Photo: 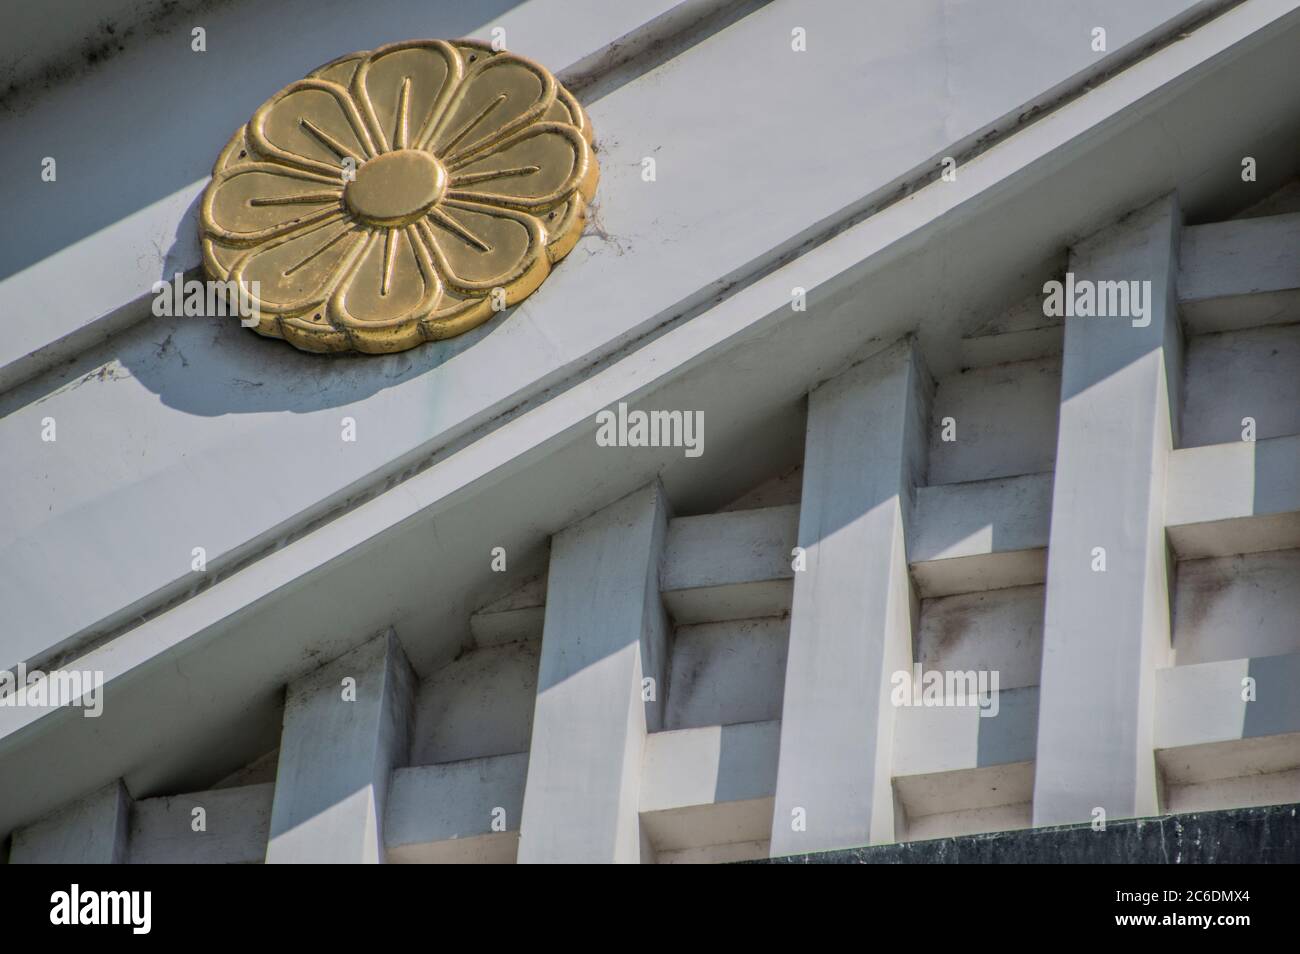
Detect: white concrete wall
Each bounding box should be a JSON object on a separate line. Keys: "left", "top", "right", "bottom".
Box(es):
{"left": 0, "top": 0, "right": 1216, "bottom": 673}
{"left": 916, "top": 585, "right": 1045, "bottom": 692}
{"left": 664, "top": 617, "right": 788, "bottom": 730}
{"left": 385, "top": 754, "right": 527, "bottom": 863}
{"left": 409, "top": 641, "right": 539, "bottom": 765}
{"left": 1165, "top": 768, "right": 1300, "bottom": 814}
{"left": 926, "top": 357, "right": 1061, "bottom": 485}
{"left": 1181, "top": 323, "right": 1300, "bottom": 447}
{"left": 640, "top": 719, "right": 779, "bottom": 860}
{"left": 129, "top": 783, "right": 272, "bottom": 864}
{"left": 1172, "top": 549, "right": 1300, "bottom": 665}
{"left": 7, "top": 0, "right": 1300, "bottom": 863}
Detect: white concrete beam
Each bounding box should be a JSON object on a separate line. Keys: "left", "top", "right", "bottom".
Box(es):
{"left": 1033, "top": 194, "right": 1182, "bottom": 827}
{"left": 909, "top": 473, "right": 1052, "bottom": 597}
{"left": 8, "top": 779, "right": 130, "bottom": 864}
{"left": 385, "top": 754, "right": 527, "bottom": 864}
{"left": 661, "top": 505, "right": 797, "bottom": 624}
{"left": 639, "top": 720, "right": 779, "bottom": 855}
{"left": 517, "top": 483, "right": 670, "bottom": 863}
{"left": 769, "top": 338, "right": 930, "bottom": 856}
{"left": 266, "top": 629, "right": 415, "bottom": 864}
{"left": 1165, "top": 435, "right": 1300, "bottom": 558}
{"left": 1178, "top": 212, "right": 1300, "bottom": 333}
{"left": 129, "top": 783, "right": 272, "bottom": 865}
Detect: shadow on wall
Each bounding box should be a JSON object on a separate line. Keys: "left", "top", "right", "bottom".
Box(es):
{"left": 0, "top": 189, "right": 521, "bottom": 416}
{"left": 0, "top": 0, "right": 525, "bottom": 283}
{"left": 1244, "top": 654, "right": 1300, "bottom": 741}
{"left": 18, "top": 288, "right": 518, "bottom": 417}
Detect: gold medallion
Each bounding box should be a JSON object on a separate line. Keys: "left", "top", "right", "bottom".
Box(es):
{"left": 200, "top": 40, "right": 597, "bottom": 354}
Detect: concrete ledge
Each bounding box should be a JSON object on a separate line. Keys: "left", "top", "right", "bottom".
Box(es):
{"left": 1165, "top": 436, "right": 1300, "bottom": 558}
{"left": 892, "top": 688, "right": 1038, "bottom": 819}
{"left": 640, "top": 720, "right": 779, "bottom": 852}
{"left": 1178, "top": 213, "right": 1300, "bottom": 333}
{"left": 894, "top": 687, "right": 1040, "bottom": 778}
{"left": 469, "top": 578, "right": 547, "bottom": 648}
{"left": 1157, "top": 653, "right": 1300, "bottom": 749}
{"left": 473, "top": 501, "right": 803, "bottom": 633}
{"left": 910, "top": 474, "right": 1052, "bottom": 597}
{"left": 756, "top": 802, "right": 1300, "bottom": 863}
{"left": 129, "top": 783, "right": 272, "bottom": 865}
{"left": 385, "top": 753, "right": 527, "bottom": 864}
{"left": 1156, "top": 653, "right": 1300, "bottom": 785}
{"left": 960, "top": 292, "right": 1064, "bottom": 367}
{"left": 661, "top": 506, "right": 796, "bottom": 624}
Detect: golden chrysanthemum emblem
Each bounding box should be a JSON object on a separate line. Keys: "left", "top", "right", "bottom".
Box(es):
{"left": 200, "top": 39, "right": 598, "bottom": 354}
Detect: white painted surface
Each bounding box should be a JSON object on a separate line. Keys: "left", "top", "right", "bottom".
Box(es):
{"left": 660, "top": 505, "right": 797, "bottom": 622}
{"left": 1167, "top": 434, "right": 1300, "bottom": 523}
{"left": 894, "top": 687, "right": 1039, "bottom": 778}
{"left": 0, "top": 0, "right": 1222, "bottom": 673}
{"left": 1172, "top": 549, "right": 1300, "bottom": 664}
{"left": 640, "top": 720, "right": 780, "bottom": 812}
{"left": 1164, "top": 768, "right": 1300, "bottom": 813}
{"left": 640, "top": 720, "right": 779, "bottom": 854}
{"left": 664, "top": 618, "right": 788, "bottom": 730}
{"left": 1181, "top": 324, "right": 1300, "bottom": 447}
{"left": 8, "top": 780, "right": 130, "bottom": 864}
{"left": 2, "top": 1, "right": 1300, "bottom": 852}
{"left": 1033, "top": 196, "right": 1181, "bottom": 827}
{"left": 409, "top": 641, "right": 538, "bottom": 766}
{"left": 129, "top": 783, "right": 272, "bottom": 864}
{"left": 1178, "top": 212, "right": 1300, "bottom": 332}
{"left": 265, "top": 630, "right": 415, "bottom": 863}
{"left": 909, "top": 473, "right": 1051, "bottom": 596}
{"left": 1157, "top": 653, "right": 1300, "bottom": 750}
{"left": 896, "top": 765, "right": 1036, "bottom": 822}
{"left": 385, "top": 753, "right": 526, "bottom": 863}
{"left": 926, "top": 358, "right": 1061, "bottom": 485}
{"left": 469, "top": 577, "right": 546, "bottom": 647}
{"left": 916, "top": 585, "right": 1045, "bottom": 692}
{"left": 905, "top": 801, "right": 1033, "bottom": 841}
{"left": 770, "top": 340, "right": 929, "bottom": 855}
{"left": 517, "top": 484, "right": 669, "bottom": 863}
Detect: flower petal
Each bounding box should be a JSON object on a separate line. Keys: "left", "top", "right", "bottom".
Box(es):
{"left": 202, "top": 162, "right": 344, "bottom": 246}
{"left": 353, "top": 40, "right": 462, "bottom": 152}
{"left": 250, "top": 79, "right": 378, "bottom": 178}
{"left": 423, "top": 50, "right": 556, "bottom": 163}
{"left": 310, "top": 52, "right": 365, "bottom": 87}
{"left": 329, "top": 226, "right": 443, "bottom": 336}
{"left": 277, "top": 311, "right": 352, "bottom": 353}
{"left": 416, "top": 198, "right": 546, "bottom": 293}
{"left": 540, "top": 197, "right": 586, "bottom": 263}
{"left": 228, "top": 216, "right": 368, "bottom": 315}
{"left": 447, "top": 121, "right": 592, "bottom": 211}
{"left": 546, "top": 84, "right": 593, "bottom": 144}
{"left": 421, "top": 294, "right": 495, "bottom": 341}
